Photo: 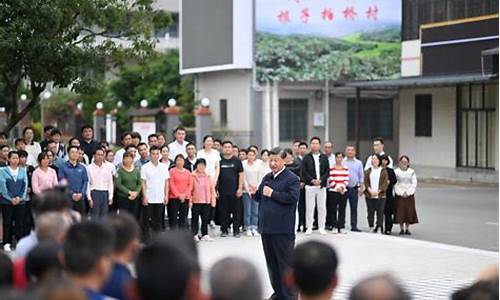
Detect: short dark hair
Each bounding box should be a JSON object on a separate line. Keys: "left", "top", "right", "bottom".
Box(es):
{"left": 310, "top": 136, "right": 321, "bottom": 144}
{"left": 63, "top": 221, "right": 115, "bottom": 276}
{"left": 32, "top": 189, "right": 70, "bottom": 215}
{"left": 37, "top": 152, "right": 50, "bottom": 164}
{"left": 174, "top": 154, "right": 185, "bottom": 163}
{"left": 222, "top": 140, "right": 233, "bottom": 147}
{"left": 349, "top": 274, "right": 410, "bottom": 300}
{"left": 269, "top": 147, "right": 287, "bottom": 160}
{"left": 80, "top": 125, "right": 93, "bottom": 133}
{"left": 149, "top": 146, "right": 160, "bottom": 153}
{"left": 43, "top": 125, "right": 55, "bottom": 133}
{"left": 335, "top": 152, "right": 344, "bottom": 158}
{"left": 22, "top": 127, "right": 34, "bottom": 135}
{"left": 214, "top": 139, "right": 222, "bottom": 144}
{"left": 291, "top": 241, "right": 338, "bottom": 297}
{"left": 247, "top": 149, "right": 257, "bottom": 155}
{"left": 148, "top": 134, "right": 158, "bottom": 141}
{"left": 131, "top": 131, "right": 142, "bottom": 141}
{"left": 174, "top": 126, "right": 186, "bottom": 133}
{"left": 68, "top": 137, "right": 79, "bottom": 146}
{"left": 137, "top": 142, "right": 148, "bottom": 149}
{"left": 186, "top": 142, "right": 196, "bottom": 149}
{"left": 293, "top": 139, "right": 302, "bottom": 145}
{"left": 106, "top": 149, "right": 114, "bottom": 156}
{"left": 25, "top": 241, "right": 63, "bottom": 282}
{"left": 14, "top": 138, "right": 26, "bottom": 146}
{"left": 103, "top": 213, "right": 140, "bottom": 254}
{"left": 194, "top": 158, "right": 206, "bottom": 169}
{"left": 93, "top": 148, "right": 105, "bottom": 156}
{"left": 373, "top": 137, "right": 384, "bottom": 144}
{"left": 17, "top": 150, "right": 28, "bottom": 158}
{"left": 46, "top": 140, "right": 56, "bottom": 147}
{"left": 160, "top": 145, "right": 169, "bottom": 152}
{"left": 239, "top": 149, "right": 248, "bottom": 155}
{"left": 202, "top": 135, "right": 214, "bottom": 143}
{"left": 299, "top": 142, "right": 308, "bottom": 148}
{"left": 0, "top": 251, "right": 13, "bottom": 287}
{"left": 0, "top": 131, "right": 8, "bottom": 139}
{"left": 452, "top": 281, "right": 499, "bottom": 300}
{"left": 0, "top": 144, "right": 8, "bottom": 151}
{"left": 50, "top": 128, "right": 62, "bottom": 136}
{"left": 136, "top": 234, "right": 199, "bottom": 300}
{"left": 8, "top": 151, "right": 19, "bottom": 159}
{"left": 67, "top": 145, "right": 79, "bottom": 153}
{"left": 121, "top": 132, "right": 132, "bottom": 141}
{"left": 123, "top": 151, "right": 134, "bottom": 160}
{"left": 125, "top": 145, "right": 137, "bottom": 152}
{"left": 372, "top": 154, "right": 383, "bottom": 167}
{"left": 260, "top": 149, "right": 269, "bottom": 156}
{"left": 249, "top": 145, "right": 259, "bottom": 151}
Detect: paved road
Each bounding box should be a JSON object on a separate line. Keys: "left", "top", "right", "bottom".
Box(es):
{"left": 352, "top": 183, "right": 499, "bottom": 251}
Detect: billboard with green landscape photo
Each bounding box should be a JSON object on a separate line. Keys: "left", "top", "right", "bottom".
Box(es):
{"left": 255, "top": 0, "right": 402, "bottom": 82}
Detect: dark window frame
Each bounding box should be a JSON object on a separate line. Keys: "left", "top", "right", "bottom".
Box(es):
{"left": 220, "top": 99, "right": 228, "bottom": 128}
{"left": 279, "top": 98, "right": 308, "bottom": 142}
{"left": 347, "top": 98, "right": 394, "bottom": 141}
{"left": 415, "top": 94, "right": 433, "bottom": 137}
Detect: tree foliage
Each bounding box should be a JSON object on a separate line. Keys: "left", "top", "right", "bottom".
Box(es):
{"left": 0, "top": 0, "right": 170, "bottom": 131}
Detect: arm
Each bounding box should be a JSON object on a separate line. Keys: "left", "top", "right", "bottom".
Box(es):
{"left": 134, "top": 170, "right": 142, "bottom": 195}
{"left": 31, "top": 170, "right": 41, "bottom": 196}
{"left": 22, "top": 170, "right": 29, "bottom": 200}
{"left": 214, "top": 160, "right": 220, "bottom": 184}
{"left": 86, "top": 168, "right": 93, "bottom": 200}
{"left": 301, "top": 156, "right": 314, "bottom": 185}
{"left": 186, "top": 174, "right": 193, "bottom": 199}
{"left": 81, "top": 167, "right": 89, "bottom": 196}
{"left": 269, "top": 175, "right": 300, "bottom": 205}
{"left": 363, "top": 170, "right": 370, "bottom": 195}
{"left": 237, "top": 171, "right": 244, "bottom": 196}
{"left": 164, "top": 179, "right": 169, "bottom": 203}
{"left": 209, "top": 178, "right": 217, "bottom": 207}
{"left": 408, "top": 170, "right": 417, "bottom": 195}
{"left": 379, "top": 170, "right": 389, "bottom": 193}
{"left": 0, "top": 173, "right": 12, "bottom": 201}
{"left": 254, "top": 174, "right": 270, "bottom": 202}
{"left": 108, "top": 169, "right": 114, "bottom": 201}
{"left": 141, "top": 179, "right": 148, "bottom": 205}
{"left": 320, "top": 156, "right": 330, "bottom": 186}
{"left": 169, "top": 171, "right": 181, "bottom": 198}
{"left": 115, "top": 170, "right": 130, "bottom": 196}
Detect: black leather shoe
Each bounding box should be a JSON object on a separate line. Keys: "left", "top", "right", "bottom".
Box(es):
{"left": 405, "top": 230, "right": 411, "bottom": 235}
{"left": 351, "top": 228, "right": 361, "bottom": 232}
{"left": 221, "top": 232, "right": 228, "bottom": 237}
{"left": 399, "top": 230, "right": 405, "bottom": 235}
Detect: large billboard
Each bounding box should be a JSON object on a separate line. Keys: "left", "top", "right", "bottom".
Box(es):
{"left": 256, "top": 0, "right": 402, "bottom": 82}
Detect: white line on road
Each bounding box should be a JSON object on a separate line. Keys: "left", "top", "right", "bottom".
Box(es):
{"left": 485, "top": 222, "right": 499, "bottom": 225}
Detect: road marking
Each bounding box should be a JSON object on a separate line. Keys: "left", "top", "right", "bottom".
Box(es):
{"left": 485, "top": 222, "right": 499, "bottom": 225}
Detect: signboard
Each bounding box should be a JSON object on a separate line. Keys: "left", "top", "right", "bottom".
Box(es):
{"left": 132, "top": 121, "right": 156, "bottom": 142}
{"left": 256, "top": 0, "right": 402, "bottom": 82}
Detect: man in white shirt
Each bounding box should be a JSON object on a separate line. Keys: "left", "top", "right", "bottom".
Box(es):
{"left": 141, "top": 146, "right": 169, "bottom": 240}
{"left": 114, "top": 132, "right": 133, "bottom": 166}
{"left": 86, "top": 148, "right": 114, "bottom": 219}
{"left": 168, "top": 126, "right": 189, "bottom": 158}
{"left": 364, "top": 137, "right": 393, "bottom": 170}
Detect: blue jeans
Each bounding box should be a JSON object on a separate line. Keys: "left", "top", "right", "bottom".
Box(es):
{"left": 346, "top": 187, "right": 359, "bottom": 229}
{"left": 243, "top": 193, "right": 259, "bottom": 230}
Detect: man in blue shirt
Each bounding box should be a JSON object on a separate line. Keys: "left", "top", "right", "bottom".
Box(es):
{"left": 256, "top": 147, "right": 300, "bottom": 300}
{"left": 101, "top": 213, "right": 141, "bottom": 300}
{"left": 343, "top": 145, "right": 365, "bottom": 232}
{"left": 64, "top": 221, "right": 115, "bottom": 300}
{"left": 58, "top": 146, "right": 88, "bottom": 216}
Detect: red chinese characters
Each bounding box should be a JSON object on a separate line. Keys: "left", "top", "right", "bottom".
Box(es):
{"left": 300, "top": 8, "right": 310, "bottom": 23}
{"left": 277, "top": 10, "right": 291, "bottom": 23}
{"left": 321, "top": 8, "right": 334, "bottom": 21}
{"left": 342, "top": 6, "right": 357, "bottom": 20}
{"left": 365, "top": 5, "right": 378, "bottom": 20}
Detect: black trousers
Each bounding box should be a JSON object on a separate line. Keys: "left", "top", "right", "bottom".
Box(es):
{"left": 22, "top": 201, "right": 34, "bottom": 237}
{"left": 326, "top": 191, "right": 348, "bottom": 229}
{"left": 142, "top": 203, "right": 165, "bottom": 242}
{"left": 384, "top": 193, "right": 395, "bottom": 232}
{"left": 2, "top": 204, "right": 26, "bottom": 246}
{"left": 297, "top": 188, "right": 306, "bottom": 229}
{"left": 261, "top": 234, "right": 296, "bottom": 300}
{"left": 191, "top": 204, "right": 210, "bottom": 236}
{"left": 70, "top": 197, "right": 86, "bottom": 217}
{"left": 219, "top": 194, "right": 241, "bottom": 234}
{"left": 366, "top": 198, "right": 386, "bottom": 228}
{"left": 117, "top": 195, "right": 140, "bottom": 220}
{"left": 167, "top": 198, "right": 188, "bottom": 229}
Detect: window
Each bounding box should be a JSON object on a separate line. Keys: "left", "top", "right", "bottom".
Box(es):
{"left": 220, "top": 99, "right": 227, "bottom": 128}
{"left": 279, "top": 99, "right": 308, "bottom": 141}
{"left": 457, "top": 83, "right": 497, "bottom": 168}
{"left": 347, "top": 98, "right": 393, "bottom": 140}
{"left": 415, "top": 94, "right": 432, "bottom": 137}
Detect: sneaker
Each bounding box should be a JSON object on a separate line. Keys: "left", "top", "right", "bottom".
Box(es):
{"left": 252, "top": 229, "right": 260, "bottom": 237}
{"left": 193, "top": 235, "right": 200, "bottom": 242}
{"left": 234, "top": 233, "right": 241, "bottom": 238}
{"left": 305, "top": 228, "right": 313, "bottom": 235}
{"left": 319, "top": 229, "right": 327, "bottom": 235}
{"left": 210, "top": 221, "right": 216, "bottom": 228}
{"left": 201, "top": 235, "right": 214, "bottom": 242}
{"left": 221, "top": 232, "right": 228, "bottom": 237}
{"left": 399, "top": 230, "right": 405, "bottom": 235}
{"left": 246, "top": 230, "right": 253, "bottom": 237}
{"left": 338, "top": 228, "right": 348, "bottom": 234}
{"left": 351, "top": 228, "right": 361, "bottom": 232}
{"left": 3, "top": 244, "right": 10, "bottom": 252}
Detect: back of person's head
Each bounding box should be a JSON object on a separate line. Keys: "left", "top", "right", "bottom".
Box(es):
{"left": 103, "top": 212, "right": 140, "bottom": 256}
{"left": 32, "top": 189, "right": 70, "bottom": 216}
{"left": 0, "top": 251, "right": 13, "bottom": 287}
{"left": 290, "top": 241, "right": 338, "bottom": 297}
{"left": 36, "top": 274, "right": 88, "bottom": 300}
{"left": 349, "top": 274, "right": 411, "bottom": 300}
{"left": 25, "top": 242, "right": 63, "bottom": 284}
{"left": 210, "top": 257, "right": 262, "bottom": 300}
{"left": 155, "top": 230, "right": 199, "bottom": 262}
{"left": 63, "top": 221, "right": 115, "bottom": 277}
{"left": 35, "top": 212, "right": 71, "bottom": 244}
{"left": 452, "top": 281, "right": 499, "bottom": 300}
{"left": 136, "top": 233, "right": 200, "bottom": 300}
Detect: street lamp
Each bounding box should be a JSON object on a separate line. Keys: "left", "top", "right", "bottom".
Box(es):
{"left": 201, "top": 97, "right": 210, "bottom": 108}
{"left": 140, "top": 99, "right": 148, "bottom": 108}
{"left": 77, "top": 102, "right": 83, "bottom": 111}
{"left": 20, "top": 94, "right": 27, "bottom": 101}
{"left": 168, "top": 98, "right": 176, "bottom": 107}
{"left": 117, "top": 101, "right": 123, "bottom": 109}
{"left": 96, "top": 102, "right": 104, "bottom": 110}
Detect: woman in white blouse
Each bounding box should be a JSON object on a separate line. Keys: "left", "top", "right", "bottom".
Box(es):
{"left": 394, "top": 155, "right": 419, "bottom": 235}
{"left": 242, "top": 149, "right": 263, "bottom": 236}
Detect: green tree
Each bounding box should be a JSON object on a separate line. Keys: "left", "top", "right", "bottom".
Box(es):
{"left": 0, "top": 0, "right": 170, "bottom": 132}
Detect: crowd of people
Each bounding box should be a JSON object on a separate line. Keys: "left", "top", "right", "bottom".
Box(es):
{"left": 0, "top": 125, "right": 495, "bottom": 300}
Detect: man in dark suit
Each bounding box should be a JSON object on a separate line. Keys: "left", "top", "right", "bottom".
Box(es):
{"left": 256, "top": 147, "right": 300, "bottom": 300}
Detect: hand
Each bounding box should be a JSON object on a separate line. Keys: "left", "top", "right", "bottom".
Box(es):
{"left": 129, "top": 191, "right": 137, "bottom": 200}
{"left": 142, "top": 197, "right": 148, "bottom": 206}
{"left": 314, "top": 179, "right": 321, "bottom": 186}
{"left": 179, "top": 195, "right": 185, "bottom": 202}
{"left": 108, "top": 199, "right": 113, "bottom": 205}
{"left": 88, "top": 199, "right": 94, "bottom": 208}
{"left": 72, "top": 193, "right": 80, "bottom": 201}
{"left": 300, "top": 182, "right": 305, "bottom": 189}
{"left": 164, "top": 196, "right": 169, "bottom": 205}
{"left": 371, "top": 191, "right": 379, "bottom": 198}
{"left": 358, "top": 188, "right": 364, "bottom": 197}
{"left": 263, "top": 186, "right": 273, "bottom": 197}
{"left": 403, "top": 192, "right": 408, "bottom": 198}
{"left": 236, "top": 189, "right": 243, "bottom": 198}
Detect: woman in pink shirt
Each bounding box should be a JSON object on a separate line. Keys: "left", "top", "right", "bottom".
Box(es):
{"left": 32, "top": 152, "right": 58, "bottom": 197}
{"left": 191, "top": 158, "right": 216, "bottom": 241}
{"left": 168, "top": 154, "right": 193, "bottom": 229}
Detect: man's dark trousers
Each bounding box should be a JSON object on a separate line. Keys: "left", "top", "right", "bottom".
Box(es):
{"left": 346, "top": 187, "right": 359, "bottom": 230}
{"left": 261, "top": 233, "right": 295, "bottom": 300}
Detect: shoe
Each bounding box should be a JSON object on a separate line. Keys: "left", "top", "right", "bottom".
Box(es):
{"left": 369, "top": 226, "right": 374, "bottom": 232}
{"left": 405, "top": 230, "right": 411, "bottom": 235}
{"left": 338, "top": 228, "right": 348, "bottom": 234}
{"left": 351, "top": 228, "right": 361, "bottom": 232}
{"left": 319, "top": 229, "right": 327, "bottom": 235}
{"left": 220, "top": 232, "right": 228, "bottom": 237}
{"left": 209, "top": 221, "right": 216, "bottom": 228}
{"left": 252, "top": 229, "right": 260, "bottom": 237}
{"left": 384, "top": 231, "right": 392, "bottom": 235}
{"left": 325, "top": 225, "right": 333, "bottom": 231}
{"left": 399, "top": 230, "right": 405, "bottom": 235}
{"left": 305, "top": 228, "right": 313, "bottom": 235}
{"left": 193, "top": 235, "right": 200, "bottom": 242}
{"left": 234, "top": 233, "right": 241, "bottom": 238}
{"left": 246, "top": 229, "right": 253, "bottom": 237}
{"left": 201, "top": 235, "right": 214, "bottom": 242}
{"left": 3, "top": 244, "right": 10, "bottom": 252}
{"left": 371, "top": 226, "right": 378, "bottom": 233}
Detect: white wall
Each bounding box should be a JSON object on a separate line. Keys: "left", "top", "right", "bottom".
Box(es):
{"left": 401, "top": 40, "right": 421, "bottom": 77}
{"left": 399, "top": 87, "right": 456, "bottom": 168}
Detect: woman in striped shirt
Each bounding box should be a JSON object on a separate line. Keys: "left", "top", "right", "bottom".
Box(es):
{"left": 327, "top": 152, "right": 350, "bottom": 234}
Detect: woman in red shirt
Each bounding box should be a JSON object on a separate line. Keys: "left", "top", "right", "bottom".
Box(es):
{"left": 168, "top": 154, "right": 193, "bottom": 229}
